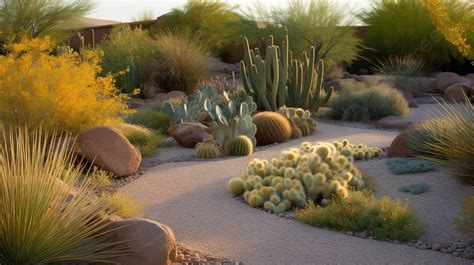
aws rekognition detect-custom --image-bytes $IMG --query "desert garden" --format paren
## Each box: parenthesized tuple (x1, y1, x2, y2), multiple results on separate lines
(0, 0, 473, 264)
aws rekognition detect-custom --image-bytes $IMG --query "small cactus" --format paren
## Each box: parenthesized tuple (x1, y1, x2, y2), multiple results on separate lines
(228, 177, 246, 196)
(279, 106, 317, 137)
(195, 137, 222, 159)
(228, 135, 253, 156)
(252, 112, 292, 146)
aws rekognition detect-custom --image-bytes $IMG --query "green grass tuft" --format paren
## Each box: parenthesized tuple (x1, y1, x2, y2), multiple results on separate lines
(116, 123, 164, 157)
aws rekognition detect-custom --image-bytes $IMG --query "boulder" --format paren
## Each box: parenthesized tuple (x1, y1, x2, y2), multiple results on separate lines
(387, 121, 428, 157)
(78, 126, 141, 177)
(168, 122, 212, 148)
(417, 77, 437, 93)
(154, 91, 186, 103)
(435, 72, 471, 93)
(444, 83, 471, 102)
(55, 178, 77, 203)
(141, 83, 161, 99)
(105, 218, 177, 265)
(375, 116, 413, 130)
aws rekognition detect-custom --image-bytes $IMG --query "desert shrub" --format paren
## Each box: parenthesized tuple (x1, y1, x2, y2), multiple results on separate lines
(0, 38, 129, 135)
(407, 97, 474, 184)
(328, 83, 410, 121)
(101, 192, 144, 218)
(399, 181, 430, 195)
(234, 0, 361, 64)
(455, 194, 474, 236)
(124, 108, 170, 133)
(386, 158, 437, 175)
(324, 60, 345, 81)
(296, 191, 423, 242)
(115, 123, 164, 156)
(0, 127, 128, 263)
(151, 0, 241, 54)
(98, 24, 158, 92)
(359, 0, 469, 66)
(151, 31, 210, 94)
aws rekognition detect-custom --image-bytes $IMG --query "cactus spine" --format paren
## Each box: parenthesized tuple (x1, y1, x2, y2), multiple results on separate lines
(228, 135, 253, 156)
(252, 112, 292, 146)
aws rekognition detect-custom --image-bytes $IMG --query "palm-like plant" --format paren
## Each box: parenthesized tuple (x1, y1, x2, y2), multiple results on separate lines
(407, 95, 474, 184)
(0, 0, 93, 42)
(0, 127, 127, 263)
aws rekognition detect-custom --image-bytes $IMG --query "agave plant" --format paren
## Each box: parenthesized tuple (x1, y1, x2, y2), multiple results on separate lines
(407, 95, 473, 184)
(0, 127, 127, 263)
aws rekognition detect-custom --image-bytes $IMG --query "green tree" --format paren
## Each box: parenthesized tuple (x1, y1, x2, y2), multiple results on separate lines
(0, 0, 93, 42)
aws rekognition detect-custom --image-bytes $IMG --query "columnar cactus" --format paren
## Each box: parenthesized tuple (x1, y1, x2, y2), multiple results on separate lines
(252, 112, 292, 146)
(279, 106, 317, 137)
(229, 141, 366, 213)
(228, 135, 253, 156)
(195, 137, 223, 159)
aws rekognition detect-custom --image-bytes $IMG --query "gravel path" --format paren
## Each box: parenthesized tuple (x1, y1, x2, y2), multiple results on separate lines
(120, 123, 472, 264)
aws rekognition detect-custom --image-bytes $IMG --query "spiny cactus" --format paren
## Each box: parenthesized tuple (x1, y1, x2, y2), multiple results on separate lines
(290, 125, 303, 139)
(252, 112, 292, 146)
(195, 137, 222, 159)
(386, 158, 437, 175)
(228, 135, 253, 156)
(228, 177, 246, 196)
(279, 106, 317, 137)
(228, 141, 366, 213)
(331, 139, 382, 160)
(240, 33, 333, 111)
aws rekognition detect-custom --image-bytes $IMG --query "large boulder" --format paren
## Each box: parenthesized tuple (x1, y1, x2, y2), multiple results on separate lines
(168, 122, 212, 148)
(444, 83, 471, 102)
(105, 218, 177, 265)
(78, 126, 141, 177)
(375, 116, 413, 130)
(387, 121, 429, 157)
(417, 77, 437, 93)
(435, 72, 471, 93)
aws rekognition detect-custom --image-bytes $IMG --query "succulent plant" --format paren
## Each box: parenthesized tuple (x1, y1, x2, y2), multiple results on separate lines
(279, 106, 317, 137)
(252, 112, 292, 146)
(399, 181, 430, 195)
(195, 137, 223, 159)
(228, 141, 366, 213)
(290, 125, 303, 139)
(228, 135, 253, 156)
(228, 177, 246, 196)
(385, 158, 436, 175)
(240, 33, 333, 111)
(331, 139, 382, 160)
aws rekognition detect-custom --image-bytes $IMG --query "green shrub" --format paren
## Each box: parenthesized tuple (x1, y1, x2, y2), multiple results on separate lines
(0, 127, 127, 263)
(455, 194, 474, 236)
(296, 191, 423, 242)
(407, 97, 474, 184)
(328, 83, 410, 121)
(359, 0, 468, 66)
(115, 123, 163, 156)
(101, 192, 144, 218)
(150, 31, 210, 95)
(98, 24, 157, 92)
(124, 108, 170, 132)
(386, 158, 437, 175)
(234, 0, 361, 64)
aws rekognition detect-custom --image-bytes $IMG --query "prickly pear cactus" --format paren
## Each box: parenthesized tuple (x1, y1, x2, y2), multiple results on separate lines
(195, 137, 222, 159)
(228, 135, 253, 156)
(279, 106, 317, 137)
(228, 141, 366, 213)
(331, 139, 382, 160)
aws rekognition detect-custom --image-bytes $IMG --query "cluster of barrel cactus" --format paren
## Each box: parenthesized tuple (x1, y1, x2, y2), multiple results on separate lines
(195, 137, 223, 159)
(331, 140, 382, 160)
(228, 141, 366, 213)
(228, 135, 253, 156)
(252, 112, 292, 146)
(240, 33, 333, 112)
(279, 106, 317, 138)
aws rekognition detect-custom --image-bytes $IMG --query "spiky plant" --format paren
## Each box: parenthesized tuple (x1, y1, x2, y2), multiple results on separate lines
(0, 127, 128, 263)
(407, 95, 474, 184)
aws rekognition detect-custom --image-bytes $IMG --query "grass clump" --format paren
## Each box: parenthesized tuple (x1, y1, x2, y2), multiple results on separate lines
(101, 192, 144, 219)
(385, 158, 437, 175)
(407, 97, 473, 184)
(296, 191, 423, 242)
(328, 82, 410, 122)
(115, 123, 164, 156)
(455, 194, 474, 236)
(124, 108, 170, 132)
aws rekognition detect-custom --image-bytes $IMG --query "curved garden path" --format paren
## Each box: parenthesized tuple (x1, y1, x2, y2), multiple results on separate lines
(121, 122, 472, 264)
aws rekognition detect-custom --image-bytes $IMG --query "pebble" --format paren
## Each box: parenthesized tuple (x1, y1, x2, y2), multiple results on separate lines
(432, 243, 441, 251)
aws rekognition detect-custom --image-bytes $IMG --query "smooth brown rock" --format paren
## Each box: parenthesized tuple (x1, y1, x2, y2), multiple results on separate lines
(168, 122, 212, 148)
(141, 83, 161, 99)
(78, 126, 141, 177)
(154, 91, 186, 103)
(105, 218, 177, 265)
(435, 72, 471, 93)
(375, 116, 413, 130)
(387, 121, 429, 157)
(417, 77, 437, 93)
(444, 83, 471, 102)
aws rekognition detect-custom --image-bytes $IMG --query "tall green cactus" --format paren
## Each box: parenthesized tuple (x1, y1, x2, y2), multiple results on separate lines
(240, 33, 333, 112)
(124, 60, 140, 94)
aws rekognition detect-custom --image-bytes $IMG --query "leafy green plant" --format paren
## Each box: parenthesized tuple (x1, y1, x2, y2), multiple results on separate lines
(0, 127, 128, 263)
(151, 31, 210, 95)
(234, 0, 361, 64)
(455, 194, 474, 236)
(328, 82, 410, 121)
(296, 191, 423, 242)
(115, 123, 164, 156)
(101, 192, 144, 218)
(407, 96, 473, 184)
(125, 108, 170, 132)
(399, 182, 430, 195)
(386, 158, 437, 175)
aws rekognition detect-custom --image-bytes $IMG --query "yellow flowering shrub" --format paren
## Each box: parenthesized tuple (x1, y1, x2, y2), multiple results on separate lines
(0, 37, 130, 134)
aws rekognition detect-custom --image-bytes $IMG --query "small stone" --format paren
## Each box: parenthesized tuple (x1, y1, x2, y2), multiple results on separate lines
(432, 243, 441, 251)
(453, 252, 460, 257)
(440, 248, 448, 253)
(464, 253, 474, 259)
(346, 231, 354, 236)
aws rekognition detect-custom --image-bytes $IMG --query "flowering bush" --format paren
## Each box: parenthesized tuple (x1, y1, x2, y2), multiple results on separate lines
(0, 37, 130, 134)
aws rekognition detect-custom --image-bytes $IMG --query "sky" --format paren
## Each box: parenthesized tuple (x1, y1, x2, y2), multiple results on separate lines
(87, 0, 372, 22)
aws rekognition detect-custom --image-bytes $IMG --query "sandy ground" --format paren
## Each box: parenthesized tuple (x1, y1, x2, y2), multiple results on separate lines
(121, 123, 472, 264)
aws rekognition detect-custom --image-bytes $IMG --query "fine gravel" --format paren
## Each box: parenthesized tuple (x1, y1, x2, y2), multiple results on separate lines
(120, 123, 472, 264)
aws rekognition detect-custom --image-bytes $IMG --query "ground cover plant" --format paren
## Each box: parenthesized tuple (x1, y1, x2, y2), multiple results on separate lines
(407, 96, 473, 184)
(0, 127, 128, 263)
(0, 38, 129, 135)
(328, 82, 410, 122)
(386, 158, 437, 175)
(124, 107, 170, 133)
(115, 123, 164, 156)
(295, 191, 423, 242)
(101, 192, 144, 218)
